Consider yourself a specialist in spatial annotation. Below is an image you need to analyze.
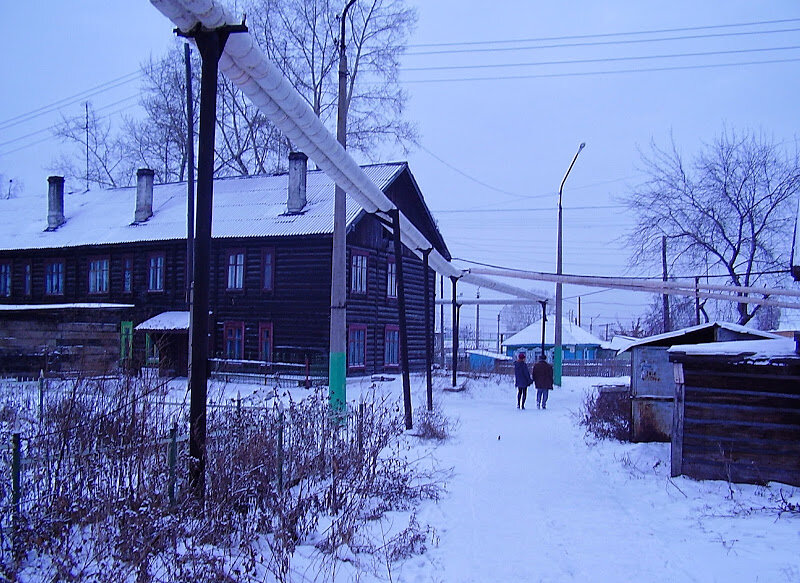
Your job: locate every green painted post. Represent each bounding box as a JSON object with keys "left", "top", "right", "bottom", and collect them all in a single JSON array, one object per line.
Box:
[
  {"left": 554, "top": 345, "right": 563, "bottom": 387},
  {"left": 168, "top": 424, "right": 177, "bottom": 506},
  {"left": 328, "top": 352, "right": 347, "bottom": 414}
]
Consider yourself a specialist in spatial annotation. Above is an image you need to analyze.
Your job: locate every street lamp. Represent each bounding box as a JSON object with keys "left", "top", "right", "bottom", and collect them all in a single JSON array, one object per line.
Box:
[{"left": 554, "top": 142, "right": 585, "bottom": 387}]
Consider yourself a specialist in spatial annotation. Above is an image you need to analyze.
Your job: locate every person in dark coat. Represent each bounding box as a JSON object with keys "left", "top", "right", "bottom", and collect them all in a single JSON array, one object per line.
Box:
[
  {"left": 514, "top": 351, "right": 533, "bottom": 409},
  {"left": 532, "top": 353, "right": 554, "bottom": 409}
]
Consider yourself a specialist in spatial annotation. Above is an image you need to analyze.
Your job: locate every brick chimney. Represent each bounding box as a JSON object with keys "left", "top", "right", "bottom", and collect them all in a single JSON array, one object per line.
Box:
[
  {"left": 46, "top": 176, "right": 65, "bottom": 231},
  {"left": 134, "top": 168, "right": 155, "bottom": 223},
  {"left": 287, "top": 151, "right": 308, "bottom": 214}
]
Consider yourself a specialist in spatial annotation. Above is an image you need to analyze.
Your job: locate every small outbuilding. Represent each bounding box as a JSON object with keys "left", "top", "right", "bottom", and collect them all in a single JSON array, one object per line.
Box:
[
  {"left": 466, "top": 349, "right": 511, "bottom": 372},
  {"left": 619, "top": 322, "right": 778, "bottom": 442},
  {"left": 669, "top": 336, "right": 800, "bottom": 487}
]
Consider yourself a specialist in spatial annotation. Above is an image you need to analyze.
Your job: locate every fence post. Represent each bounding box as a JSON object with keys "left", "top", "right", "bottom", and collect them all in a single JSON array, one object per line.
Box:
[
  {"left": 168, "top": 424, "right": 178, "bottom": 506},
  {"left": 277, "top": 408, "right": 284, "bottom": 491},
  {"left": 12, "top": 430, "right": 21, "bottom": 558},
  {"left": 357, "top": 401, "right": 365, "bottom": 457},
  {"left": 38, "top": 370, "right": 45, "bottom": 424}
]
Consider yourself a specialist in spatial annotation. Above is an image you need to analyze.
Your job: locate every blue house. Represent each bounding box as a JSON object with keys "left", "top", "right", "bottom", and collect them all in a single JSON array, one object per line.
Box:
[{"left": 502, "top": 318, "right": 603, "bottom": 360}]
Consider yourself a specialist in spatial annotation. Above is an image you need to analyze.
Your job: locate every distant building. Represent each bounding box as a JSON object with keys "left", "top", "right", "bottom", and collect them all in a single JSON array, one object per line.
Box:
[
  {"left": 501, "top": 317, "right": 604, "bottom": 361},
  {"left": 0, "top": 158, "right": 449, "bottom": 377}
]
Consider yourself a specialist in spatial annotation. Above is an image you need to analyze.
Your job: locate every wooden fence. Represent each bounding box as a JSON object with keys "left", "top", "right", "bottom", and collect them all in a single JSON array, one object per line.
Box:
[{"left": 495, "top": 359, "right": 630, "bottom": 378}]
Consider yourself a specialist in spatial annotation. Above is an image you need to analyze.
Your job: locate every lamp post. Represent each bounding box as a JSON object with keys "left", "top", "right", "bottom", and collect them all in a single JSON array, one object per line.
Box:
[{"left": 554, "top": 142, "right": 585, "bottom": 387}]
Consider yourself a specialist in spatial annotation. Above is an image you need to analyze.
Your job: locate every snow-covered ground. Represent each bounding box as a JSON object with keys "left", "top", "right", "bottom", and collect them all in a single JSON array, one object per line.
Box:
[{"left": 313, "top": 373, "right": 799, "bottom": 583}]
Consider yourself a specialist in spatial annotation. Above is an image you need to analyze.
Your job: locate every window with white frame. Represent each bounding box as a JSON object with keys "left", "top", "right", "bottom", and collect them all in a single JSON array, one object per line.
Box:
[
  {"left": 348, "top": 324, "right": 367, "bottom": 369},
  {"left": 384, "top": 325, "right": 399, "bottom": 367},
  {"left": 350, "top": 251, "right": 368, "bottom": 294},
  {"left": 45, "top": 261, "right": 64, "bottom": 295},
  {"left": 227, "top": 250, "right": 245, "bottom": 290},
  {"left": 148, "top": 254, "right": 164, "bottom": 291},
  {"left": 122, "top": 257, "right": 133, "bottom": 293},
  {"left": 386, "top": 257, "right": 397, "bottom": 298},
  {"left": 88, "top": 258, "right": 109, "bottom": 294},
  {"left": 262, "top": 248, "right": 274, "bottom": 292},
  {"left": 0, "top": 263, "right": 10, "bottom": 297}
]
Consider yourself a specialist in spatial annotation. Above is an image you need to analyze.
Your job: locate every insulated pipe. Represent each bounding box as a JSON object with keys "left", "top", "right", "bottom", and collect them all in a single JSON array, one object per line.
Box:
[{"left": 151, "top": 0, "right": 466, "bottom": 279}]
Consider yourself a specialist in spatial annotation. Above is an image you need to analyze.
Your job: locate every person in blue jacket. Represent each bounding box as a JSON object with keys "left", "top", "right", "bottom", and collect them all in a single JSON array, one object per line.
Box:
[{"left": 514, "top": 351, "right": 533, "bottom": 409}]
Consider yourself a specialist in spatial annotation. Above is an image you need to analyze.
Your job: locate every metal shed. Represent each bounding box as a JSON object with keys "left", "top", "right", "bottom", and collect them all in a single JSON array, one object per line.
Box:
[{"left": 620, "top": 322, "right": 778, "bottom": 442}]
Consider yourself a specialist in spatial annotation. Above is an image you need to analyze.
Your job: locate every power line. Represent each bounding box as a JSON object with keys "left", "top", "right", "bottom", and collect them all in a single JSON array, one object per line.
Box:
[
  {"left": 401, "top": 56, "right": 800, "bottom": 84},
  {"left": 0, "top": 71, "right": 142, "bottom": 131},
  {"left": 407, "top": 17, "right": 800, "bottom": 49},
  {"left": 405, "top": 26, "right": 800, "bottom": 57},
  {"left": 402, "top": 44, "right": 800, "bottom": 73}
]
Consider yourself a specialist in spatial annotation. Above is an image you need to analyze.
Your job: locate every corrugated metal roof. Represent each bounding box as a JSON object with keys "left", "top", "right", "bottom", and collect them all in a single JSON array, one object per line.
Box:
[{"left": 0, "top": 163, "right": 405, "bottom": 251}]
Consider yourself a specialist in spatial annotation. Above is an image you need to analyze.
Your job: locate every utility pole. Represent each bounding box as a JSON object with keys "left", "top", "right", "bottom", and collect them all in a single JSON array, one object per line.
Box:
[
  {"left": 185, "top": 42, "right": 196, "bottom": 304},
  {"left": 496, "top": 312, "right": 500, "bottom": 353},
  {"left": 662, "top": 235, "right": 670, "bottom": 333},
  {"left": 475, "top": 288, "right": 480, "bottom": 349},
  {"left": 555, "top": 142, "right": 585, "bottom": 387},
  {"left": 539, "top": 300, "right": 547, "bottom": 358},
  {"left": 84, "top": 102, "right": 89, "bottom": 191},
  {"left": 181, "top": 21, "right": 247, "bottom": 508},
  {"left": 329, "top": 0, "right": 357, "bottom": 414}
]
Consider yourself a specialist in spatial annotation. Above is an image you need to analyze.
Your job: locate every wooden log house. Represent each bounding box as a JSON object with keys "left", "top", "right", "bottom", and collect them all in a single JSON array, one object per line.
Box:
[{"left": 0, "top": 156, "right": 450, "bottom": 378}]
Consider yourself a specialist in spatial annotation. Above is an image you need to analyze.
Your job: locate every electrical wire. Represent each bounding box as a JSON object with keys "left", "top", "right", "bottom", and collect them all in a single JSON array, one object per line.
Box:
[
  {"left": 407, "top": 17, "right": 800, "bottom": 49},
  {"left": 405, "top": 26, "right": 800, "bottom": 57}
]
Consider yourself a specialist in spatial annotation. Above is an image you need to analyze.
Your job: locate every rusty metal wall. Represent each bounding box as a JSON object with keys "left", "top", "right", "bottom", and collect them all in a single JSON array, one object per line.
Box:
[{"left": 631, "top": 346, "right": 674, "bottom": 441}]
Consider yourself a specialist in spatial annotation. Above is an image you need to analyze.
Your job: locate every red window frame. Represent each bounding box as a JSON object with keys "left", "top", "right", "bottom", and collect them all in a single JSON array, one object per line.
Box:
[
  {"left": 347, "top": 324, "right": 367, "bottom": 370},
  {"left": 262, "top": 247, "right": 275, "bottom": 292},
  {"left": 223, "top": 321, "right": 246, "bottom": 360}
]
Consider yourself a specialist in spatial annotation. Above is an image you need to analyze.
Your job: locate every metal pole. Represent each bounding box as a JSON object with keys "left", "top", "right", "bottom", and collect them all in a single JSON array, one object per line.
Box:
[
  {"left": 496, "top": 312, "right": 501, "bottom": 353},
  {"left": 555, "top": 142, "right": 585, "bottom": 387},
  {"left": 450, "top": 276, "right": 458, "bottom": 387},
  {"left": 539, "top": 300, "right": 547, "bottom": 358},
  {"left": 423, "top": 248, "right": 433, "bottom": 412},
  {"left": 392, "top": 209, "right": 413, "bottom": 430},
  {"left": 184, "top": 23, "right": 246, "bottom": 507},
  {"left": 185, "top": 42, "right": 196, "bottom": 303},
  {"left": 439, "top": 275, "right": 445, "bottom": 366},
  {"left": 475, "top": 288, "right": 480, "bottom": 349},
  {"left": 695, "top": 276, "right": 701, "bottom": 325},
  {"left": 662, "top": 235, "right": 670, "bottom": 332},
  {"left": 329, "top": 0, "right": 357, "bottom": 414}
]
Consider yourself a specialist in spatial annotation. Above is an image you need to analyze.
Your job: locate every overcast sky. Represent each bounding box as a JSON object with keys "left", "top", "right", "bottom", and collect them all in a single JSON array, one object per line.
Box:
[{"left": 1, "top": 1, "right": 799, "bottom": 337}]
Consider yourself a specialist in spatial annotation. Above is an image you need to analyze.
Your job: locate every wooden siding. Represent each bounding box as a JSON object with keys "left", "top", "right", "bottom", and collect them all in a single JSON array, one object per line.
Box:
[
  {"left": 670, "top": 357, "right": 800, "bottom": 487},
  {"left": 0, "top": 216, "right": 435, "bottom": 377}
]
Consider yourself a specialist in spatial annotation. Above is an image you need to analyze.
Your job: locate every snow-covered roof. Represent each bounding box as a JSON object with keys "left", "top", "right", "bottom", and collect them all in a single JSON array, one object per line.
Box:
[
  {"left": 600, "top": 335, "right": 637, "bottom": 352},
  {"left": 0, "top": 303, "right": 134, "bottom": 311},
  {"left": 135, "top": 311, "right": 190, "bottom": 331},
  {"left": 502, "top": 318, "right": 604, "bottom": 348},
  {"left": 620, "top": 321, "right": 778, "bottom": 353},
  {"left": 669, "top": 337, "right": 797, "bottom": 361},
  {"left": 0, "top": 163, "right": 406, "bottom": 251},
  {"left": 465, "top": 349, "right": 512, "bottom": 361}
]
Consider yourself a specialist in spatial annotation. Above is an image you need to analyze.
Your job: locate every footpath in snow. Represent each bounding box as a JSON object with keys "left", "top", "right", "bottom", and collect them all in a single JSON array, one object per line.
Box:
[{"left": 363, "top": 374, "right": 800, "bottom": 583}]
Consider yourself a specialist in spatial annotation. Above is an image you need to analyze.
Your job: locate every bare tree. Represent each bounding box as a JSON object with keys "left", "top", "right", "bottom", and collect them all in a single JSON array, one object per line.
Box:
[
  {"left": 125, "top": 46, "right": 198, "bottom": 184},
  {"left": 624, "top": 129, "right": 800, "bottom": 325},
  {"left": 500, "top": 303, "right": 541, "bottom": 334},
  {"left": 51, "top": 102, "right": 132, "bottom": 189},
  {"left": 249, "top": 0, "right": 418, "bottom": 156}
]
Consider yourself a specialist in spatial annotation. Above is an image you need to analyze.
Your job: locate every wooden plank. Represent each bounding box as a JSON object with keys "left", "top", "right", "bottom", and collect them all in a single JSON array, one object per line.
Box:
[
  {"left": 671, "top": 363, "right": 685, "bottom": 478},
  {"left": 685, "top": 386, "right": 800, "bottom": 408},
  {"left": 684, "top": 420, "right": 800, "bottom": 443},
  {"left": 685, "top": 402, "right": 800, "bottom": 425},
  {"left": 682, "top": 458, "right": 800, "bottom": 487}
]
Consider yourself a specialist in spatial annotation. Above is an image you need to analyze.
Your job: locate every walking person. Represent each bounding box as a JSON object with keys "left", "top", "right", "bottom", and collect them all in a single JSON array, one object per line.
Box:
[
  {"left": 533, "top": 353, "right": 554, "bottom": 409},
  {"left": 514, "top": 351, "right": 532, "bottom": 409}
]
